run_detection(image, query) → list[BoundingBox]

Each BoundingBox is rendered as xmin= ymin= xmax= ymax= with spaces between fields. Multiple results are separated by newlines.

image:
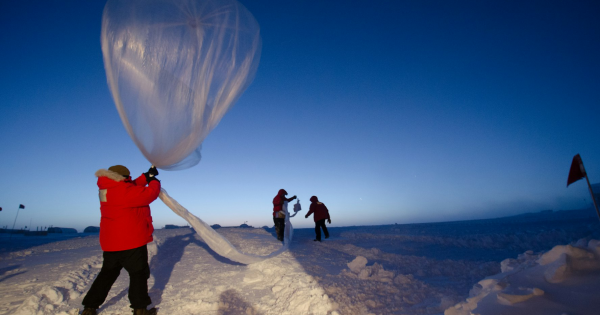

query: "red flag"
xmin=567 ymin=154 xmax=586 ymax=187
xmin=19 ymin=204 xmax=25 ymax=209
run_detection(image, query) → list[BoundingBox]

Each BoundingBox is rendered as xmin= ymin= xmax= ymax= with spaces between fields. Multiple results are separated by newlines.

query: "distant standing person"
xmin=81 ymin=165 xmax=161 ymax=315
xmin=273 ymin=189 xmax=297 ymax=241
xmin=305 ymin=196 xmax=331 ymax=242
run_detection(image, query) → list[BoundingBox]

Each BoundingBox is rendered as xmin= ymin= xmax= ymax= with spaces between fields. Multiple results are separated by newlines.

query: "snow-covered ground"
xmin=1 ymin=209 xmax=599 ymax=315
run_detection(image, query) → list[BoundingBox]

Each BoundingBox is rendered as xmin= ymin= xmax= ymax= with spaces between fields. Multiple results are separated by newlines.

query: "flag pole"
xmin=10 ymin=205 xmax=21 ymax=239
xmin=582 ymin=168 xmax=600 ymax=222
xmin=578 ymin=157 xmax=600 ymax=221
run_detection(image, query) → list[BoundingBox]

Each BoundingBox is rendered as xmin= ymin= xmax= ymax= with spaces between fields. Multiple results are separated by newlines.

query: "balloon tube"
xmin=159 ymin=188 xmax=293 ymax=264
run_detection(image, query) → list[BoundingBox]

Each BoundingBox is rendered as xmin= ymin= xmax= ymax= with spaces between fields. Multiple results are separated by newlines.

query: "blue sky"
xmin=1 ymin=0 xmax=599 ymax=231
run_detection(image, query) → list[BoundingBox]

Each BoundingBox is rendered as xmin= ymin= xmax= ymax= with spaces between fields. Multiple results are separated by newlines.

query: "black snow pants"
xmin=273 ymin=217 xmax=285 ymax=241
xmin=82 ymin=245 xmax=151 ymax=309
xmin=315 ymin=219 xmax=329 ymax=241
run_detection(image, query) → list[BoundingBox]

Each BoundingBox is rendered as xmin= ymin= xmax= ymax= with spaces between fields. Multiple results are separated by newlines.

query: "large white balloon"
xmin=101 ymin=0 xmax=261 ymax=170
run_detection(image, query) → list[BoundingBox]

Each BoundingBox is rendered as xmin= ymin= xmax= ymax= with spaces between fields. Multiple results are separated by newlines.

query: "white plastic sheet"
xmin=101 ymin=0 xmax=261 ymax=170
xmin=159 ymin=189 xmax=293 ymax=264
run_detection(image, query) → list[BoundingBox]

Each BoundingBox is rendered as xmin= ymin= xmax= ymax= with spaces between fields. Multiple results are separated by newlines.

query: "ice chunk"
xmin=539 ymin=243 xmax=599 ymax=282
xmin=500 ymin=258 xmax=519 ymax=273
xmin=538 ymin=245 xmax=593 ymax=266
xmin=497 ymin=292 xmax=532 ymax=305
xmin=347 ymin=256 xmax=368 ymax=274
xmin=497 ymin=287 xmax=544 ymax=305
xmin=376 ymin=268 xmax=395 ymax=280
xmin=394 ymin=274 xmax=413 ymax=285
xmin=39 ymin=286 xmax=64 ymax=304
xmin=243 ymin=270 xmax=264 ymax=283
xmin=544 ymin=253 xmax=569 ymax=283
xmin=573 ymin=238 xmax=588 ymax=248
xmin=469 ymin=283 xmax=483 ymax=297
xmin=358 ymin=268 xmax=371 ymax=279
xmin=588 ymin=239 xmax=600 ymax=258
xmin=439 ymin=296 xmax=456 ymax=310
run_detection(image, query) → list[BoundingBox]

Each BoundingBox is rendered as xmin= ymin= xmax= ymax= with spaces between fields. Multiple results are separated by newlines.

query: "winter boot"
xmin=132 ymin=307 xmax=157 ymax=315
xmin=81 ymin=308 xmax=97 ymax=315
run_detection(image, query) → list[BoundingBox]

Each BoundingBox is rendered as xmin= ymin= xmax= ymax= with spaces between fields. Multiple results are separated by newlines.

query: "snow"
xmin=0 ymin=209 xmax=598 ymax=315
xmin=446 ymin=238 xmax=600 ymax=315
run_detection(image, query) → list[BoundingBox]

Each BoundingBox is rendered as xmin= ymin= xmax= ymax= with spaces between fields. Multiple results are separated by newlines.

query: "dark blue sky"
xmin=1 ymin=0 xmax=599 ymax=231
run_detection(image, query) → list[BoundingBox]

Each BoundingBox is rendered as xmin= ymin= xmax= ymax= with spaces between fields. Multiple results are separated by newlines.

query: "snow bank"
xmin=12 ymin=256 xmax=102 ymax=315
xmin=2 ymin=210 xmax=596 ymax=315
xmin=446 ymin=238 xmax=600 ymax=315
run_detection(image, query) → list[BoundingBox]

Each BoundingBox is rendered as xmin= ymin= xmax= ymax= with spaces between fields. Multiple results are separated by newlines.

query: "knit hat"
xmin=108 ymin=165 xmax=130 ymax=177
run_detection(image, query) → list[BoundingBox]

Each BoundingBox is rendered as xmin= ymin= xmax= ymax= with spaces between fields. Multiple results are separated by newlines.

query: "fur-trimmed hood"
xmin=95 ymin=169 xmax=127 ymax=182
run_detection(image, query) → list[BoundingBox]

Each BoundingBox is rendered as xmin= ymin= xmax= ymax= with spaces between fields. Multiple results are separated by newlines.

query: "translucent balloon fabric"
xmin=159 ymin=189 xmax=294 ymax=264
xmin=101 ymin=0 xmax=261 ymax=170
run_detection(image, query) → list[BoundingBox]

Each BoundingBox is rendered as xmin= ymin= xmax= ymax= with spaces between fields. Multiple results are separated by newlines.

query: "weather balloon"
xmin=101 ymin=0 xmax=261 ymax=170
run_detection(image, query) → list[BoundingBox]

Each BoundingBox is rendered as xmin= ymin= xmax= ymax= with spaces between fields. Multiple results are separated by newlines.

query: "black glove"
xmin=291 ymin=195 xmax=297 ymax=200
xmin=147 ymin=165 xmax=159 ymax=177
xmin=144 ymin=172 xmax=160 ymax=184
xmin=328 ymin=218 xmax=331 ymax=224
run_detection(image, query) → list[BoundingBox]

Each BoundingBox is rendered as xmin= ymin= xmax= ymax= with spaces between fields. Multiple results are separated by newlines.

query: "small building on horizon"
xmin=164 ymin=224 xmax=189 ymax=229
xmin=84 ymin=226 xmax=100 ymax=233
xmin=47 ymin=227 xmax=78 ymax=234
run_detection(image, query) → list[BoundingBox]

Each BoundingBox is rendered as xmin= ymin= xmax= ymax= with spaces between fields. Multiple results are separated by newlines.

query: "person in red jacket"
xmin=305 ymin=196 xmax=331 ymax=242
xmin=81 ymin=165 xmax=161 ymax=315
xmin=272 ymin=189 xmax=296 ymax=242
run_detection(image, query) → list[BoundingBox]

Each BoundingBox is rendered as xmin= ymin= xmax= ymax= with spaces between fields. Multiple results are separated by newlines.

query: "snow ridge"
xmin=446 ymin=238 xmax=600 ymax=315
xmin=13 ymin=256 xmax=102 ymax=315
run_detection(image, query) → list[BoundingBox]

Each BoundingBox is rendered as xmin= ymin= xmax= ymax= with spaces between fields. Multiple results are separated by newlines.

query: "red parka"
xmin=96 ymin=169 xmax=161 ymax=252
xmin=306 ymin=196 xmax=331 ymax=222
xmin=273 ymin=189 xmax=290 ymax=217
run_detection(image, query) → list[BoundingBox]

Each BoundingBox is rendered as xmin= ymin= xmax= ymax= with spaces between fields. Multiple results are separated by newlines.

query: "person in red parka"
xmin=272 ymin=189 xmax=296 ymax=242
xmin=81 ymin=165 xmax=161 ymax=315
xmin=305 ymin=196 xmax=331 ymax=242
